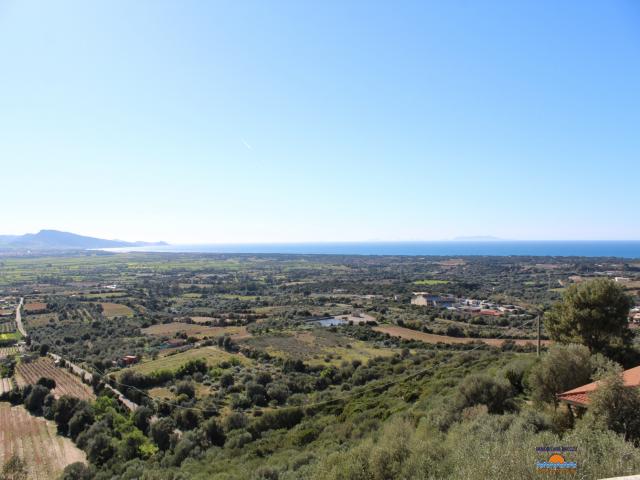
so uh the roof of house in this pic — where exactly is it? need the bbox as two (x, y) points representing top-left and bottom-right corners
(557, 365), (640, 406)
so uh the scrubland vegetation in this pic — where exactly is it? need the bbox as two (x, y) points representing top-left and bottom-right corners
(0, 252), (639, 479)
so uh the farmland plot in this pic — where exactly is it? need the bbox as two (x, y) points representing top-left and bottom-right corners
(15, 358), (95, 401)
(0, 322), (17, 333)
(244, 329), (398, 366)
(99, 302), (134, 318)
(124, 346), (248, 375)
(0, 378), (14, 395)
(24, 313), (57, 328)
(142, 322), (249, 339)
(24, 302), (47, 313)
(0, 347), (19, 359)
(0, 402), (86, 480)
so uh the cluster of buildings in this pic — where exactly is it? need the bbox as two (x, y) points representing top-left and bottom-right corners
(629, 306), (640, 324)
(410, 292), (524, 317)
(0, 297), (16, 317)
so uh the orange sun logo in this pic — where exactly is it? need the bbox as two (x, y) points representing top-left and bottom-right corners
(548, 454), (565, 464)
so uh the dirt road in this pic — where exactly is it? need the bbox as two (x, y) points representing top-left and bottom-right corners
(15, 297), (26, 336)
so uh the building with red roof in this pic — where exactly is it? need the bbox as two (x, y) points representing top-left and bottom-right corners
(557, 365), (640, 407)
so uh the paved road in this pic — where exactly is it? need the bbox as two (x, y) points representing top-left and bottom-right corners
(14, 297), (26, 337)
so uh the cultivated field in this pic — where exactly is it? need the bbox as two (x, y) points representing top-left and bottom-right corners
(142, 322), (249, 339)
(0, 321), (16, 333)
(24, 313), (58, 328)
(24, 302), (47, 312)
(0, 332), (21, 343)
(0, 347), (19, 359)
(373, 325), (549, 347)
(123, 346), (248, 375)
(0, 378), (14, 395)
(0, 402), (86, 480)
(15, 358), (95, 401)
(243, 329), (398, 366)
(189, 316), (220, 324)
(99, 302), (134, 318)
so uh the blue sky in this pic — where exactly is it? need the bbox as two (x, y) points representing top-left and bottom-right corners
(1, 1), (639, 243)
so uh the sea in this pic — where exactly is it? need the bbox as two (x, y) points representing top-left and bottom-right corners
(102, 241), (640, 258)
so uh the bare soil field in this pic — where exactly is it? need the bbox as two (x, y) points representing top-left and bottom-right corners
(24, 302), (47, 312)
(373, 325), (549, 347)
(15, 358), (96, 401)
(142, 322), (250, 340)
(0, 402), (86, 480)
(188, 316), (220, 324)
(0, 378), (14, 395)
(99, 302), (134, 318)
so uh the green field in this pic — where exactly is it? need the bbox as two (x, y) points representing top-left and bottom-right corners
(243, 329), (398, 366)
(122, 346), (248, 375)
(413, 279), (450, 285)
(0, 332), (21, 342)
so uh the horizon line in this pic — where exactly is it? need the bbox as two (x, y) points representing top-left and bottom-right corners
(113, 239), (640, 246)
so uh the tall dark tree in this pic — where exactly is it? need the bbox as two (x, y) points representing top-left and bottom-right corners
(544, 278), (633, 354)
(132, 406), (154, 435)
(203, 417), (226, 447)
(60, 462), (94, 480)
(86, 433), (115, 466)
(24, 385), (50, 414)
(68, 405), (95, 440)
(53, 396), (81, 435)
(151, 417), (176, 451)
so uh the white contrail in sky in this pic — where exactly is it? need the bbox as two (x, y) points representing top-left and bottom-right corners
(240, 137), (252, 150)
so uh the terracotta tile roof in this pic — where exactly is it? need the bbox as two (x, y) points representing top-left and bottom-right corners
(557, 391), (592, 406)
(557, 365), (640, 407)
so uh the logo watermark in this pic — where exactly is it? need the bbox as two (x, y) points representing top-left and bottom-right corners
(536, 447), (577, 472)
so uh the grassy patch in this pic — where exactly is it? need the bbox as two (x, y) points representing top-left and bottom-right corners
(142, 323), (249, 339)
(219, 294), (260, 300)
(244, 329), (398, 366)
(99, 302), (134, 318)
(0, 332), (21, 342)
(413, 279), (450, 285)
(124, 346), (249, 375)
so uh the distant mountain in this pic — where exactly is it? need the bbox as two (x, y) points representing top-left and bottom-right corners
(0, 235), (20, 243)
(0, 230), (167, 250)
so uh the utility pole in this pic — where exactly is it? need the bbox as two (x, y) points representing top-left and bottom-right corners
(537, 312), (541, 357)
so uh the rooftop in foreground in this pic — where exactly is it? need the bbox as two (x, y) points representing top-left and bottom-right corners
(558, 365), (640, 407)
